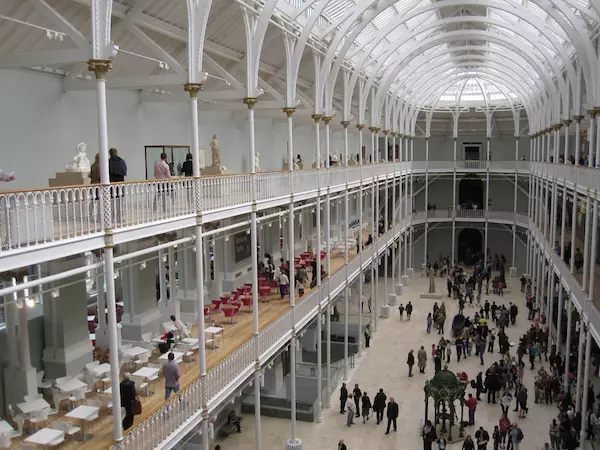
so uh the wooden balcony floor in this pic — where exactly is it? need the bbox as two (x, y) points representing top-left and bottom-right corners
(6, 242), (363, 450)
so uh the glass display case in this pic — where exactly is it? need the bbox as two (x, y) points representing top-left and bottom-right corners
(144, 145), (192, 180)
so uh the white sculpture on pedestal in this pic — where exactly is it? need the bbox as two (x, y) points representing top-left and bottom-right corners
(255, 153), (261, 172)
(210, 134), (221, 167)
(65, 142), (91, 172)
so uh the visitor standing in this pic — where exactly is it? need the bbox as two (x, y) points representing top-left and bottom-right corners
(338, 440), (347, 450)
(475, 426), (490, 450)
(418, 346), (428, 373)
(108, 148), (127, 182)
(361, 392), (372, 423)
(406, 302), (413, 320)
(427, 313), (433, 333)
(339, 383), (348, 414)
(466, 393), (477, 425)
(120, 373), (137, 430)
(352, 384), (361, 413)
(373, 389), (387, 424)
(163, 352), (181, 400)
(364, 324), (371, 348)
(346, 395), (355, 427)
(407, 349), (415, 377)
(385, 397), (399, 434)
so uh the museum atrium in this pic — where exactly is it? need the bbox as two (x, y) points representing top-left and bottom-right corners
(0, 0), (599, 449)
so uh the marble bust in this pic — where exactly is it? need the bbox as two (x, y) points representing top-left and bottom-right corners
(66, 142), (91, 172)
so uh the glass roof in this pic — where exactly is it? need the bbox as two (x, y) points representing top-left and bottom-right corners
(283, 0), (598, 110)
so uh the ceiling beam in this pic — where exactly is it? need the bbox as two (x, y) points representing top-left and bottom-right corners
(28, 0), (89, 48)
(128, 24), (187, 76)
(65, 74), (185, 90)
(0, 48), (89, 69)
(142, 89), (248, 103)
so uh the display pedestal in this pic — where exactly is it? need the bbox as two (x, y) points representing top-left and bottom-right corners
(387, 293), (397, 306)
(402, 275), (409, 286)
(420, 292), (443, 300)
(509, 267), (517, 277)
(380, 304), (390, 318)
(49, 171), (90, 187)
(201, 165), (227, 176)
(395, 284), (403, 295)
(407, 268), (414, 277)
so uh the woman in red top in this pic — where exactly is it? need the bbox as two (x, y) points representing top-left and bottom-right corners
(499, 413), (510, 447)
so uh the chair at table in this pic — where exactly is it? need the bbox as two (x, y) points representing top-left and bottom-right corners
(132, 375), (149, 397)
(83, 400), (101, 433)
(204, 306), (211, 323)
(223, 307), (239, 324)
(241, 296), (253, 311)
(0, 434), (10, 449)
(37, 370), (53, 395)
(134, 351), (151, 370)
(51, 420), (81, 440)
(29, 409), (48, 431)
(51, 388), (69, 414)
(67, 387), (87, 410)
(11, 415), (24, 439)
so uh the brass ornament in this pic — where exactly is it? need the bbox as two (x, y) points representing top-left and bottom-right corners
(87, 59), (112, 80)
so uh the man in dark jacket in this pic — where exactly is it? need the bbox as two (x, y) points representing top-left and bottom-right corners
(407, 349), (415, 377)
(120, 373), (137, 430)
(373, 388), (387, 424)
(475, 426), (490, 450)
(509, 303), (518, 325)
(406, 302), (413, 320)
(340, 382), (348, 414)
(109, 148), (127, 182)
(353, 384), (362, 414)
(385, 397), (399, 434)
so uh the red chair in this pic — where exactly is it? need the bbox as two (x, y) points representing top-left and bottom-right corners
(223, 308), (238, 324)
(203, 306), (211, 322)
(241, 296), (253, 311)
(259, 286), (271, 302)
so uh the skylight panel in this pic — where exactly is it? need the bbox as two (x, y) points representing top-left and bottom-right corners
(526, 2), (547, 20)
(355, 23), (377, 47)
(323, 0), (353, 23)
(406, 10), (434, 29)
(372, 7), (396, 29)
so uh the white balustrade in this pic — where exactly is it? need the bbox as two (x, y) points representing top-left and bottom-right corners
(259, 311), (293, 357)
(455, 209), (485, 219)
(456, 160), (487, 170)
(292, 171), (317, 196)
(256, 172), (289, 201)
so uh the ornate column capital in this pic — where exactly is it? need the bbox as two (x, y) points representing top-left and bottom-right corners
(311, 114), (322, 123)
(593, 107), (600, 116)
(356, 123), (364, 130)
(341, 121), (350, 128)
(184, 83), (203, 98)
(243, 97), (258, 109)
(368, 126), (377, 133)
(87, 59), (112, 80)
(283, 107), (296, 117)
(587, 109), (597, 118)
(382, 130), (389, 135)
(563, 119), (572, 127)
(573, 115), (584, 122)
(551, 123), (563, 131)
(322, 116), (332, 124)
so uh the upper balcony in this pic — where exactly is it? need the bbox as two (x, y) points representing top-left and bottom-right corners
(1, 159), (597, 273)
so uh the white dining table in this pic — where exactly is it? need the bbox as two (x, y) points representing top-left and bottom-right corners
(133, 367), (160, 379)
(25, 428), (64, 448)
(123, 346), (149, 358)
(66, 405), (100, 441)
(17, 398), (50, 414)
(205, 326), (224, 349)
(180, 337), (199, 347)
(56, 378), (87, 394)
(92, 363), (111, 377)
(0, 420), (13, 435)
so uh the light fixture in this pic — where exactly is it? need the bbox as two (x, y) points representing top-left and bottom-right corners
(139, 262), (147, 270)
(114, 270), (120, 279)
(225, 235), (229, 242)
(173, 244), (178, 249)
(25, 296), (35, 308)
(246, 229), (250, 235)
(162, 255), (167, 262)
(192, 246), (197, 252)
(16, 299), (24, 309)
(51, 290), (60, 299)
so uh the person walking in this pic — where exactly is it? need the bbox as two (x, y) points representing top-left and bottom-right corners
(120, 373), (137, 430)
(338, 440), (347, 450)
(509, 424), (523, 449)
(398, 303), (405, 320)
(361, 391), (372, 423)
(475, 426), (490, 450)
(407, 349), (415, 377)
(492, 425), (501, 450)
(477, 339), (485, 366)
(108, 148), (127, 182)
(373, 389), (387, 424)
(517, 387), (528, 418)
(352, 384), (361, 414)
(456, 337), (463, 362)
(346, 395), (355, 427)
(339, 382), (348, 414)
(163, 352), (181, 400)
(422, 420), (437, 450)
(406, 302), (413, 320)
(549, 419), (560, 450)
(462, 435), (476, 450)
(418, 346), (428, 373)
(364, 324), (371, 348)
(385, 397), (399, 434)
(278, 271), (289, 299)
(427, 313), (433, 333)
(466, 393), (477, 425)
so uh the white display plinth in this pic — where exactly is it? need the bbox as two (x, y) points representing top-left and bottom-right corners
(420, 292), (443, 300)
(402, 275), (409, 286)
(286, 438), (303, 450)
(407, 268), (414, 277)
(380, 304), (390, 318)
(388, 293), (397, 306)
(395, 284), (403, 295)
(509, 267), (517, 277)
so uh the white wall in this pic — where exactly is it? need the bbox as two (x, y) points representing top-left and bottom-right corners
(2, 69), (356, 190)
(413, 135), (531, 161)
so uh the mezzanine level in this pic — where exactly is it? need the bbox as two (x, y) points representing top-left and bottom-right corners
(6, 158), (600, 274)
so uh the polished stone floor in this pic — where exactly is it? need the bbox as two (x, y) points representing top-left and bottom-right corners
(209, 274), (567, 450)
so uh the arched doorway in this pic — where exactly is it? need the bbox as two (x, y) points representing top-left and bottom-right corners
(457, 228), (483, 266)
(458, 177), (484, 209)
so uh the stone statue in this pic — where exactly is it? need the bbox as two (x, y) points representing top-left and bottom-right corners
(429, 272), (436, 293)
(210, 134), (221, 167)
(66, 142), (91, 172)
(255, 152), (261, 172)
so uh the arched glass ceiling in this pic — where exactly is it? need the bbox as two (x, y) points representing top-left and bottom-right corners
(283, 0), (599, 112)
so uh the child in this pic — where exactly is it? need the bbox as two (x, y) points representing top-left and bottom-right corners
(297, 278), (305, 297)
(437, 437), (447, 449)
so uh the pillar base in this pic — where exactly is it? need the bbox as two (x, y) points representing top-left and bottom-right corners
(42, 339), (94, 379)
(286, 438), (303, 450)
(421, 263), (427, 276)
(387, 293), (398, 306)
(407, 268), (414, 278)
(3, 366), (37, 409)
(395, 284), (403, 295)
(402, 275), (409, 286)
(120, 308), (162, 342)
(420, 292), (443, 300)
(380, 304), (390, 318)
(509, 267), (517, 277)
